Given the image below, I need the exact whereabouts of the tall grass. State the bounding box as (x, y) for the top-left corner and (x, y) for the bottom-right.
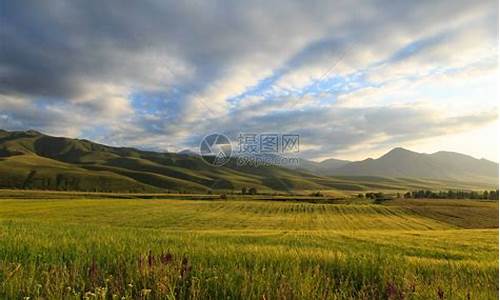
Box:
(0, 198), (498, 299)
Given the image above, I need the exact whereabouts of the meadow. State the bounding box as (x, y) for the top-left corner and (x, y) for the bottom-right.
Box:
(0, 192), (498, 299)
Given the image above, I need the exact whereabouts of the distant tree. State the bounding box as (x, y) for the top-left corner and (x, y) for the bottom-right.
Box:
(404, 189), (500, 200)
(248, 187), (257, 195)
(241, 187), (247, 195)
(373, 192), (388, 203)
(357, 193), (364, 198)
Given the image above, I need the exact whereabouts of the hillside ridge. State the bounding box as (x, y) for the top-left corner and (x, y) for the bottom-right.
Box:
(0, 129), (497, 192)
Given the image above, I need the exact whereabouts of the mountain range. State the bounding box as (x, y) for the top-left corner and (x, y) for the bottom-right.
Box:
(0, 129), (497, 193)
(298, 147), (498, 183)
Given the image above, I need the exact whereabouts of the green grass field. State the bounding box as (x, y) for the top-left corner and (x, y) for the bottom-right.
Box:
(0, 193), (498, 299)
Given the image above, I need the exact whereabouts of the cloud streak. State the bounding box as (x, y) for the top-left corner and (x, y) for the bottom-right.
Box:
(0, 0), (497, 159)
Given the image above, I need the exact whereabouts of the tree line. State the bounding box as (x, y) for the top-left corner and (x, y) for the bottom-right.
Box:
(403, 190), (499, 200)
(241, 187), (258, 195)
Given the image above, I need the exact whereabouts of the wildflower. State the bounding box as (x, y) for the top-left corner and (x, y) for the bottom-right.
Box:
(437, 287), (444, 300)
(148, 250), (154, 267)
(160, 252), (173, 265)
(180, 257), (191, 279)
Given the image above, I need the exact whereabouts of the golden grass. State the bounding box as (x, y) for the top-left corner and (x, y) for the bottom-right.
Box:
(0, 196), (497, 299)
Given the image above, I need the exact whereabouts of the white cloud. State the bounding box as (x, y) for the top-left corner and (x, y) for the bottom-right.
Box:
(0, 0), (497, 160)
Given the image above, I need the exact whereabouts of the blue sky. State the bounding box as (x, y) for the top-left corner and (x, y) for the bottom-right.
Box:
(0, 0), (498, 161)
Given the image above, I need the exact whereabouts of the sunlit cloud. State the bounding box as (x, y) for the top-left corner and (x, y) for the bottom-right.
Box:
(0, 0), (497, 160)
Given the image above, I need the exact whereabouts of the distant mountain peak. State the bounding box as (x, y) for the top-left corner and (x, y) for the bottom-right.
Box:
(383, 147), (416, 155)
(390, 147), (407, 151)
(178, 149), (200, 157)
(26, 129), (42, 135)
(328, 146), (498, 184)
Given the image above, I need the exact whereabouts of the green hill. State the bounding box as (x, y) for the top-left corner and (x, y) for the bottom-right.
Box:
(0, 130), (496, 193)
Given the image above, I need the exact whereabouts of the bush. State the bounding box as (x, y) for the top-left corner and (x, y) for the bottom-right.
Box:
(310, 191), (323, 197)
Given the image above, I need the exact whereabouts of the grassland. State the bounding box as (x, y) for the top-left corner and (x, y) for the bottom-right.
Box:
(0, 192), (498, 299)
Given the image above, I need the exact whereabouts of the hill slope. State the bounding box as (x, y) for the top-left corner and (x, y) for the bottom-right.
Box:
(297, 157), (351, 174)
(0, 130), (497, 192)
(0, 130), (348, 193)
(328, 147), (498, 184)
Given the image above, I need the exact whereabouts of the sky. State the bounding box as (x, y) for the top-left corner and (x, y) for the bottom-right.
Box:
(0, 0), (498, 162)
